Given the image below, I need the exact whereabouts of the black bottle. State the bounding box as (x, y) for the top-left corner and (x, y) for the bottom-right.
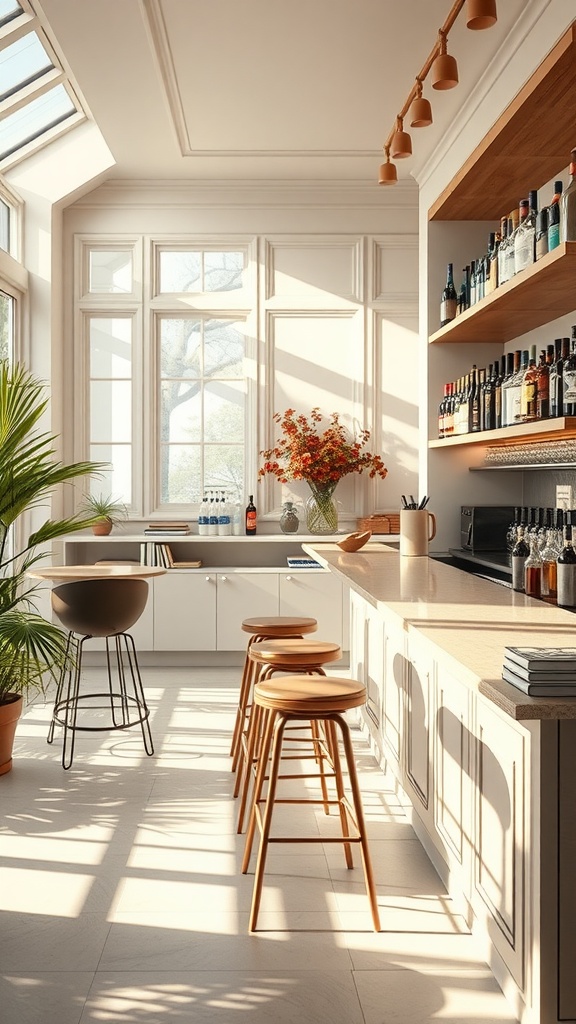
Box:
(245, 495), (257, 536)
(511, 525), (530, 592)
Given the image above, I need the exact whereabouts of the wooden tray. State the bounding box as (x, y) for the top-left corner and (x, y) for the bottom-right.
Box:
(356, 513), (400, 535)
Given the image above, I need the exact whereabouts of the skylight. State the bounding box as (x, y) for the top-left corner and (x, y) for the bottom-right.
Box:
(0, 0), (85, 167)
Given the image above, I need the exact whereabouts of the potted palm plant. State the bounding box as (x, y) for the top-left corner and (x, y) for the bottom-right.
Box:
(79, 493), (127, 535)
(0, 361), (103, 774)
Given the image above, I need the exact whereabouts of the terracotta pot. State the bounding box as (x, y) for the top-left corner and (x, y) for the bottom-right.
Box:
(92, 518), (113, 536)
(0, 694), (23, 776)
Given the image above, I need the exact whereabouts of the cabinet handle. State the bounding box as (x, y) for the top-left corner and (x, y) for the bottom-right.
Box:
(221, 575), (227, 581)
(205, 576), (212, 582)
(285, 575), (292, 581)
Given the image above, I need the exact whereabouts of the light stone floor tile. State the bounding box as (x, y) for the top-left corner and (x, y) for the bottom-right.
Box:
(0, 973), (94, 1024)
(78, 970), (365, 1024)
(354, 968), (519, 1023)
(0, 666), (520, 1024)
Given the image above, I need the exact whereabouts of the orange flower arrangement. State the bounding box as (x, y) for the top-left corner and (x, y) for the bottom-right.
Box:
(259, 408), (388, 487)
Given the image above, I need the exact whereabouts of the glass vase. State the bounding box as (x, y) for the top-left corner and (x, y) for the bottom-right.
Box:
(280, 501), (300, 534)
(305, 483), (338, 535)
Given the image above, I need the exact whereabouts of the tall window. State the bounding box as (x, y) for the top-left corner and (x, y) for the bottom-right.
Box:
(79, 239), (254, 514)
(0, 289), (14, 362)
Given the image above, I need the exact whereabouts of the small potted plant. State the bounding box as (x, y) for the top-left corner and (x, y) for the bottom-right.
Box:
(80, 493), (128, 535)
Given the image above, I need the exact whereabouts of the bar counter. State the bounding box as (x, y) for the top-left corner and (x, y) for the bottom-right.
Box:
(303, 540), (576, 720)
(304, 540), (576, 1024)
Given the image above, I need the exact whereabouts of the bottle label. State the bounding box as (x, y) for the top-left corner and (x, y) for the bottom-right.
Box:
(548, 223), (560, 250)
(563, 370), (576, 403)
(440, 298), (456, 324)
(246, 511), (257, 530)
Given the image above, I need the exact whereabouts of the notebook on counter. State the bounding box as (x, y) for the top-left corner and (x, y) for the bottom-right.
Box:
(504, 647), (576, 672)
(502, 664), (576, 697)
(286, 557), (323, 568)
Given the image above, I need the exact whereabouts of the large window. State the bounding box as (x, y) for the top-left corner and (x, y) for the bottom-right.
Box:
(0, 288), (14, 362)
(78, 238), (255, 515)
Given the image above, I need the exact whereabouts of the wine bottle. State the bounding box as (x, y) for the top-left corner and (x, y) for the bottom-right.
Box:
(440, 264), (457, 327)
(535, 207), (548, 261)
(515, 192), (538, 273)
(557, 518), (576, 609)
(560, 149), (576, 242)
(511, 525), (530, 592)
(524, 534), (543, 599)
(541, 528), (558, 601)
(548, 180), (562, 251)
(562, 327), (576, 416)
(535, 349), (550, 419)
(245, 494), (257, 536)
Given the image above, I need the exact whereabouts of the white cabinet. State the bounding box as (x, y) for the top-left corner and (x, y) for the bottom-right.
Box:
(279, 571), (343, 647)
(154, 572), (217, 651)
(216, 573), (279, 650)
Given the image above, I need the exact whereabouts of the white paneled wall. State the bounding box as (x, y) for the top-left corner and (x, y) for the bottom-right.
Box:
(62, 181), (420, 525)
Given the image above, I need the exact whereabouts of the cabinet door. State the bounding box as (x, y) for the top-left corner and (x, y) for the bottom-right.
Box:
(279, 571), (343, 648)
(216, 573), (279, 650)
(154, 572), (217, 651)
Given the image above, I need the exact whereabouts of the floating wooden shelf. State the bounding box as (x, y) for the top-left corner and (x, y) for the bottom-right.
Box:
(429, 243), (576, 344)
(429, 23), (576, 221)
(429, 417), (576, 449)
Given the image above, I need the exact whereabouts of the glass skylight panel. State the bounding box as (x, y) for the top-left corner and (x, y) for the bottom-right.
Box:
(1, 32), (53, 101)
(0, 1), (23, 28)
(0, 83), (75, 159)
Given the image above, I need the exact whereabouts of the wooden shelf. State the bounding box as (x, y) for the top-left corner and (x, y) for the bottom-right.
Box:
(429, 243), (576, 344)
(429, 23), (576, 221)
(429, 417), (576, 449)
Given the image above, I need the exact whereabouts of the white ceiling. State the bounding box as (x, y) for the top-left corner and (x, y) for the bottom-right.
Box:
(38, 0), (527, 183)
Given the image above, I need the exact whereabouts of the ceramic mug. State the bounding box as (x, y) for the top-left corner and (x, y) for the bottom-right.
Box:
(399, 509), (436, 557)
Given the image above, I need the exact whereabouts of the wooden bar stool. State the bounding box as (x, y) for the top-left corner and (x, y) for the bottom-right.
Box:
(235, 638), (342, 832)
(230, 616), (317, 773)
(241, 674), (380, 932)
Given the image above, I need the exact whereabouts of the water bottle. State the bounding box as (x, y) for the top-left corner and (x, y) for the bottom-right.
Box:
(232, 501), (242, 535)
(208, 492), (218, 536)
(198, 494), (209, 536)
(218, 491), (231, 536)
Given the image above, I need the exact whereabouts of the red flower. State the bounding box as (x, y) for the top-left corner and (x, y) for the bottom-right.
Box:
(259, 408), (388, 487)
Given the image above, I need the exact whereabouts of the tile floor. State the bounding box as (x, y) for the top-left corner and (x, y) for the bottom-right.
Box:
(0, 667), (519, 1023)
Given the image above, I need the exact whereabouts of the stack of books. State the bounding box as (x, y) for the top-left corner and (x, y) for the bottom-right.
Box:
(139, 542), (201, 569)
(502, 647), (576, 696)
(144, 521), (190, 536)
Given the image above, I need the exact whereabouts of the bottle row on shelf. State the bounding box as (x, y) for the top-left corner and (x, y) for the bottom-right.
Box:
(510, 507), (576, 609)
(439, 148), (576, 328)
(197, 491), (258, 536)
(437, 325), (576, 438)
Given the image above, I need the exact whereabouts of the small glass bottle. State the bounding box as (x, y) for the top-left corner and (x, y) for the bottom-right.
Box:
(245, 494), (257, 536)
(440, 263), (457, 327)
(524, 534), (542, 599)
(548, 180), (562, 251)
(541, 528), (558, 601)
(511, 524), (530, 592)
(279, 500), (300, 535)
(560, 149), (576, 243)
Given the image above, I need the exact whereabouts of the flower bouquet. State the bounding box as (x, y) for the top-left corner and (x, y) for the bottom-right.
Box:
(259, 408), (387, 534)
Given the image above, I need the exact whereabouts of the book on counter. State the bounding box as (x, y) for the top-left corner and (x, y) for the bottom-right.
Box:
(504, 646), (576, 672)
(286, 556), (322, 568)
(502, 664), (576, 697)
(502, 657), (576, 683)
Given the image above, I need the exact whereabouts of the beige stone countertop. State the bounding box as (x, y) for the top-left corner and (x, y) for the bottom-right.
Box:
(303, 541), (576, 721)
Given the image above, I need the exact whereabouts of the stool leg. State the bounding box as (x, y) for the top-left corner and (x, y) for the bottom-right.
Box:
(241, 706), (276, 872)
(121, 632), (154, 756)
(236, 700), (263, 833)
(248, 712), (288, 931)
(61, 634), (84, 770)
(325, 719), (353, 868)
(47, 631), (74, 746)
(333, 713), (381, 931)
(230, 633), (260, 763)
(310, 720), (331, 815)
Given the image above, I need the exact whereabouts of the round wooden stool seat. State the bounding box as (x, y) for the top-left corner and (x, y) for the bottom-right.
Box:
(241, 616), (317, 637)
(254, 675), (366, 714)
(249, 638), (341, 670)
(242, 673), (380, 933)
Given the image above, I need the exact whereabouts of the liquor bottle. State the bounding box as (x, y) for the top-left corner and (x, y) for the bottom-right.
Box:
(524, 534), (543, 599)
(505, 208), (520, 282)
(535, 207), (548, 260)
(511, 350), (528, 424)
(511, 524), (530, 592)
(501, 350), (518, 427)
(535, 349), (550, 419)
(520, 346), (538, 421)
(438, 384), (449, 438)
(453, 377), (462, 435)
(547, 180), (563, 251)
(457, 269), (467, 315)
(482, 363), (495, 431)
(467, 368), (477, 434)
(445, 382), (455, 436)
(557, 517), (576, 609)
(549, 338), (564, 417)
(506, 507), (520, 553)
(486, 232), (499, 294)
(515, 192), (538, 273)
(562, 328), (576, 416)
(470, 366), (481, 432)
(469, 260), (477, 307)
(198, 494), (209, 536)
(245, 494), (257, 536)
(440, 264), (457, 327)
(494, 357), (504, 428)
(458, 374), (470, 435)
(476, 255), (485, 302)
(497, 216), (509, 285)
(541, 528), (558, 601)
(560, 149), (576, 242)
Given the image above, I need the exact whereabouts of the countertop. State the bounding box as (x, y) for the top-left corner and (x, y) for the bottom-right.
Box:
(303, 541), (576, 721)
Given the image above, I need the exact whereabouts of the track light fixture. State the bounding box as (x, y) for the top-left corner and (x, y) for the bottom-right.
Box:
(376, 0), (497, 185)
(391, 116), (412, 159)
(378, 149), (398, 185)
(466, 0), (497, 30)
(409, 80), (433, 128)
(431, 30), (459, 90)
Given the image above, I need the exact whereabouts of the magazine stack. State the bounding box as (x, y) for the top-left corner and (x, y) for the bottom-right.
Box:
(502, 647), (576, 697)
